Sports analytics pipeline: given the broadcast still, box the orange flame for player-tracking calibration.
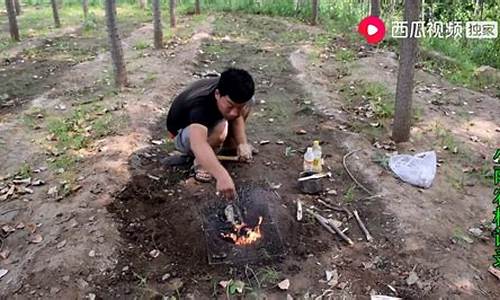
[222,216,263,246]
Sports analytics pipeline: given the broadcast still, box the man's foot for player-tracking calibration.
[192,163,213,183]
[218,144,259,156]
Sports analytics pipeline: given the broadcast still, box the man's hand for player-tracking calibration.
[216,172,236,200]
[237,143,253,162]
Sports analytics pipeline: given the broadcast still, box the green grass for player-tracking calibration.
[133,40,150,50]
[16,162,33,179]
[343,184,356,202]
[335,48,355,62]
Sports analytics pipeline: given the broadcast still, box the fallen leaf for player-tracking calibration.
[56,240,67,249]
[0,269,8,280]
[0,250,10,260]
[48,186,59,196]
[15,222,25,229]
[149,249,160,258]
[278,279,290,290]
[32,179,45,186]
[26,223,37,234]
[1,225,15,233]
[406,271,419,285]
[219,280,231,289]
[371,296,402,300]
[30,234,43,244]
[12,177,31,185]
[151,140,164,145]
[326,269,339,286]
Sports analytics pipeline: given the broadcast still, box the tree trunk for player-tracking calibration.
[169,0,176,28]
[370,0,380,16]
[195,0,200,14]
[82,0,88,19]
[13,0,21,15]
[5,0,20,41]
[311,0,319,25]
[479,0,484,20]
[139,0,146,9]
[50,0,61,28]
[153,0,163,49]
[392,0,420,143]
[104,0,128,87]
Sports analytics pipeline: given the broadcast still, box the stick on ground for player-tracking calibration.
[353,209,373,242]
[342,149,373,195]
[317,199,353,219]
[306,209,354,246]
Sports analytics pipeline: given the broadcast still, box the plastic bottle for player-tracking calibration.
[303,147,314,172]
[312,140,322,173]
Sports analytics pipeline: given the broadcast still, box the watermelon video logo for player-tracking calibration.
[358,16,386,44]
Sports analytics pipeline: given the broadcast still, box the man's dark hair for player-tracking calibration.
[217,68,255,104]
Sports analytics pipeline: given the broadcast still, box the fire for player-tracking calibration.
[222,216,263,246]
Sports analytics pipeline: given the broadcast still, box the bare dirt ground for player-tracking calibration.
[0,11,499,299]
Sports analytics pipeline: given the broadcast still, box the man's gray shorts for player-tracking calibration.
[174,120,228,155]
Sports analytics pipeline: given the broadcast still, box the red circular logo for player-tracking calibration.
[358,16,386,44]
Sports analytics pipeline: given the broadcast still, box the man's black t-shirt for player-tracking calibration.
[166,78,223,136]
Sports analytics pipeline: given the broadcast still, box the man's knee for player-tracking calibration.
[208,120,228,147]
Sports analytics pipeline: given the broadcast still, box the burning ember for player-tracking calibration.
[221,216,264,246]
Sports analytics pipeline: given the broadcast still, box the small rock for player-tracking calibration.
[56,240,66,249]
[0,269,8,279]
[88,250,95,257]
[406,271,419,286]
[62,275,70,282]
[259,140,270,145]
[87,293,96,300]
[276,140,284,145]
[149,249,160,258]
[469,228,483,237]
[50,287,60,295]
[268,118,274,123]
[278,279,290,290]
[162,273,171,281]
[122,266,129,272]
[296,129,307,135]
[327,189,338,196]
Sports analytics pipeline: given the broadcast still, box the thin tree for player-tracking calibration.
[195,0,200,14]
[169,0,176,28]
[311,0,319,25]
[104,0,128,87]
[82,0,89,19]
[13,0,21,15]
[392,0,420,143]
[139,0,146,9]
[371,0,380,17]
[153,0,163,49]
[5,0,19,41]
[50,0,61,28]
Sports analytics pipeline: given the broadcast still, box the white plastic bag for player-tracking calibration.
[388,151,436,189]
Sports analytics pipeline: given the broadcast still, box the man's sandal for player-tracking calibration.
[192,164,213,183]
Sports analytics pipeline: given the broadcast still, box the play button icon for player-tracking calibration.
[358,16,386,44]
[367,24,378,36]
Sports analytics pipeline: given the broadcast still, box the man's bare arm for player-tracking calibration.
[189,124,236,199]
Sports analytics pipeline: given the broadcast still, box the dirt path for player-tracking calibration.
[1,12,499,300]
[0,15,213,298]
